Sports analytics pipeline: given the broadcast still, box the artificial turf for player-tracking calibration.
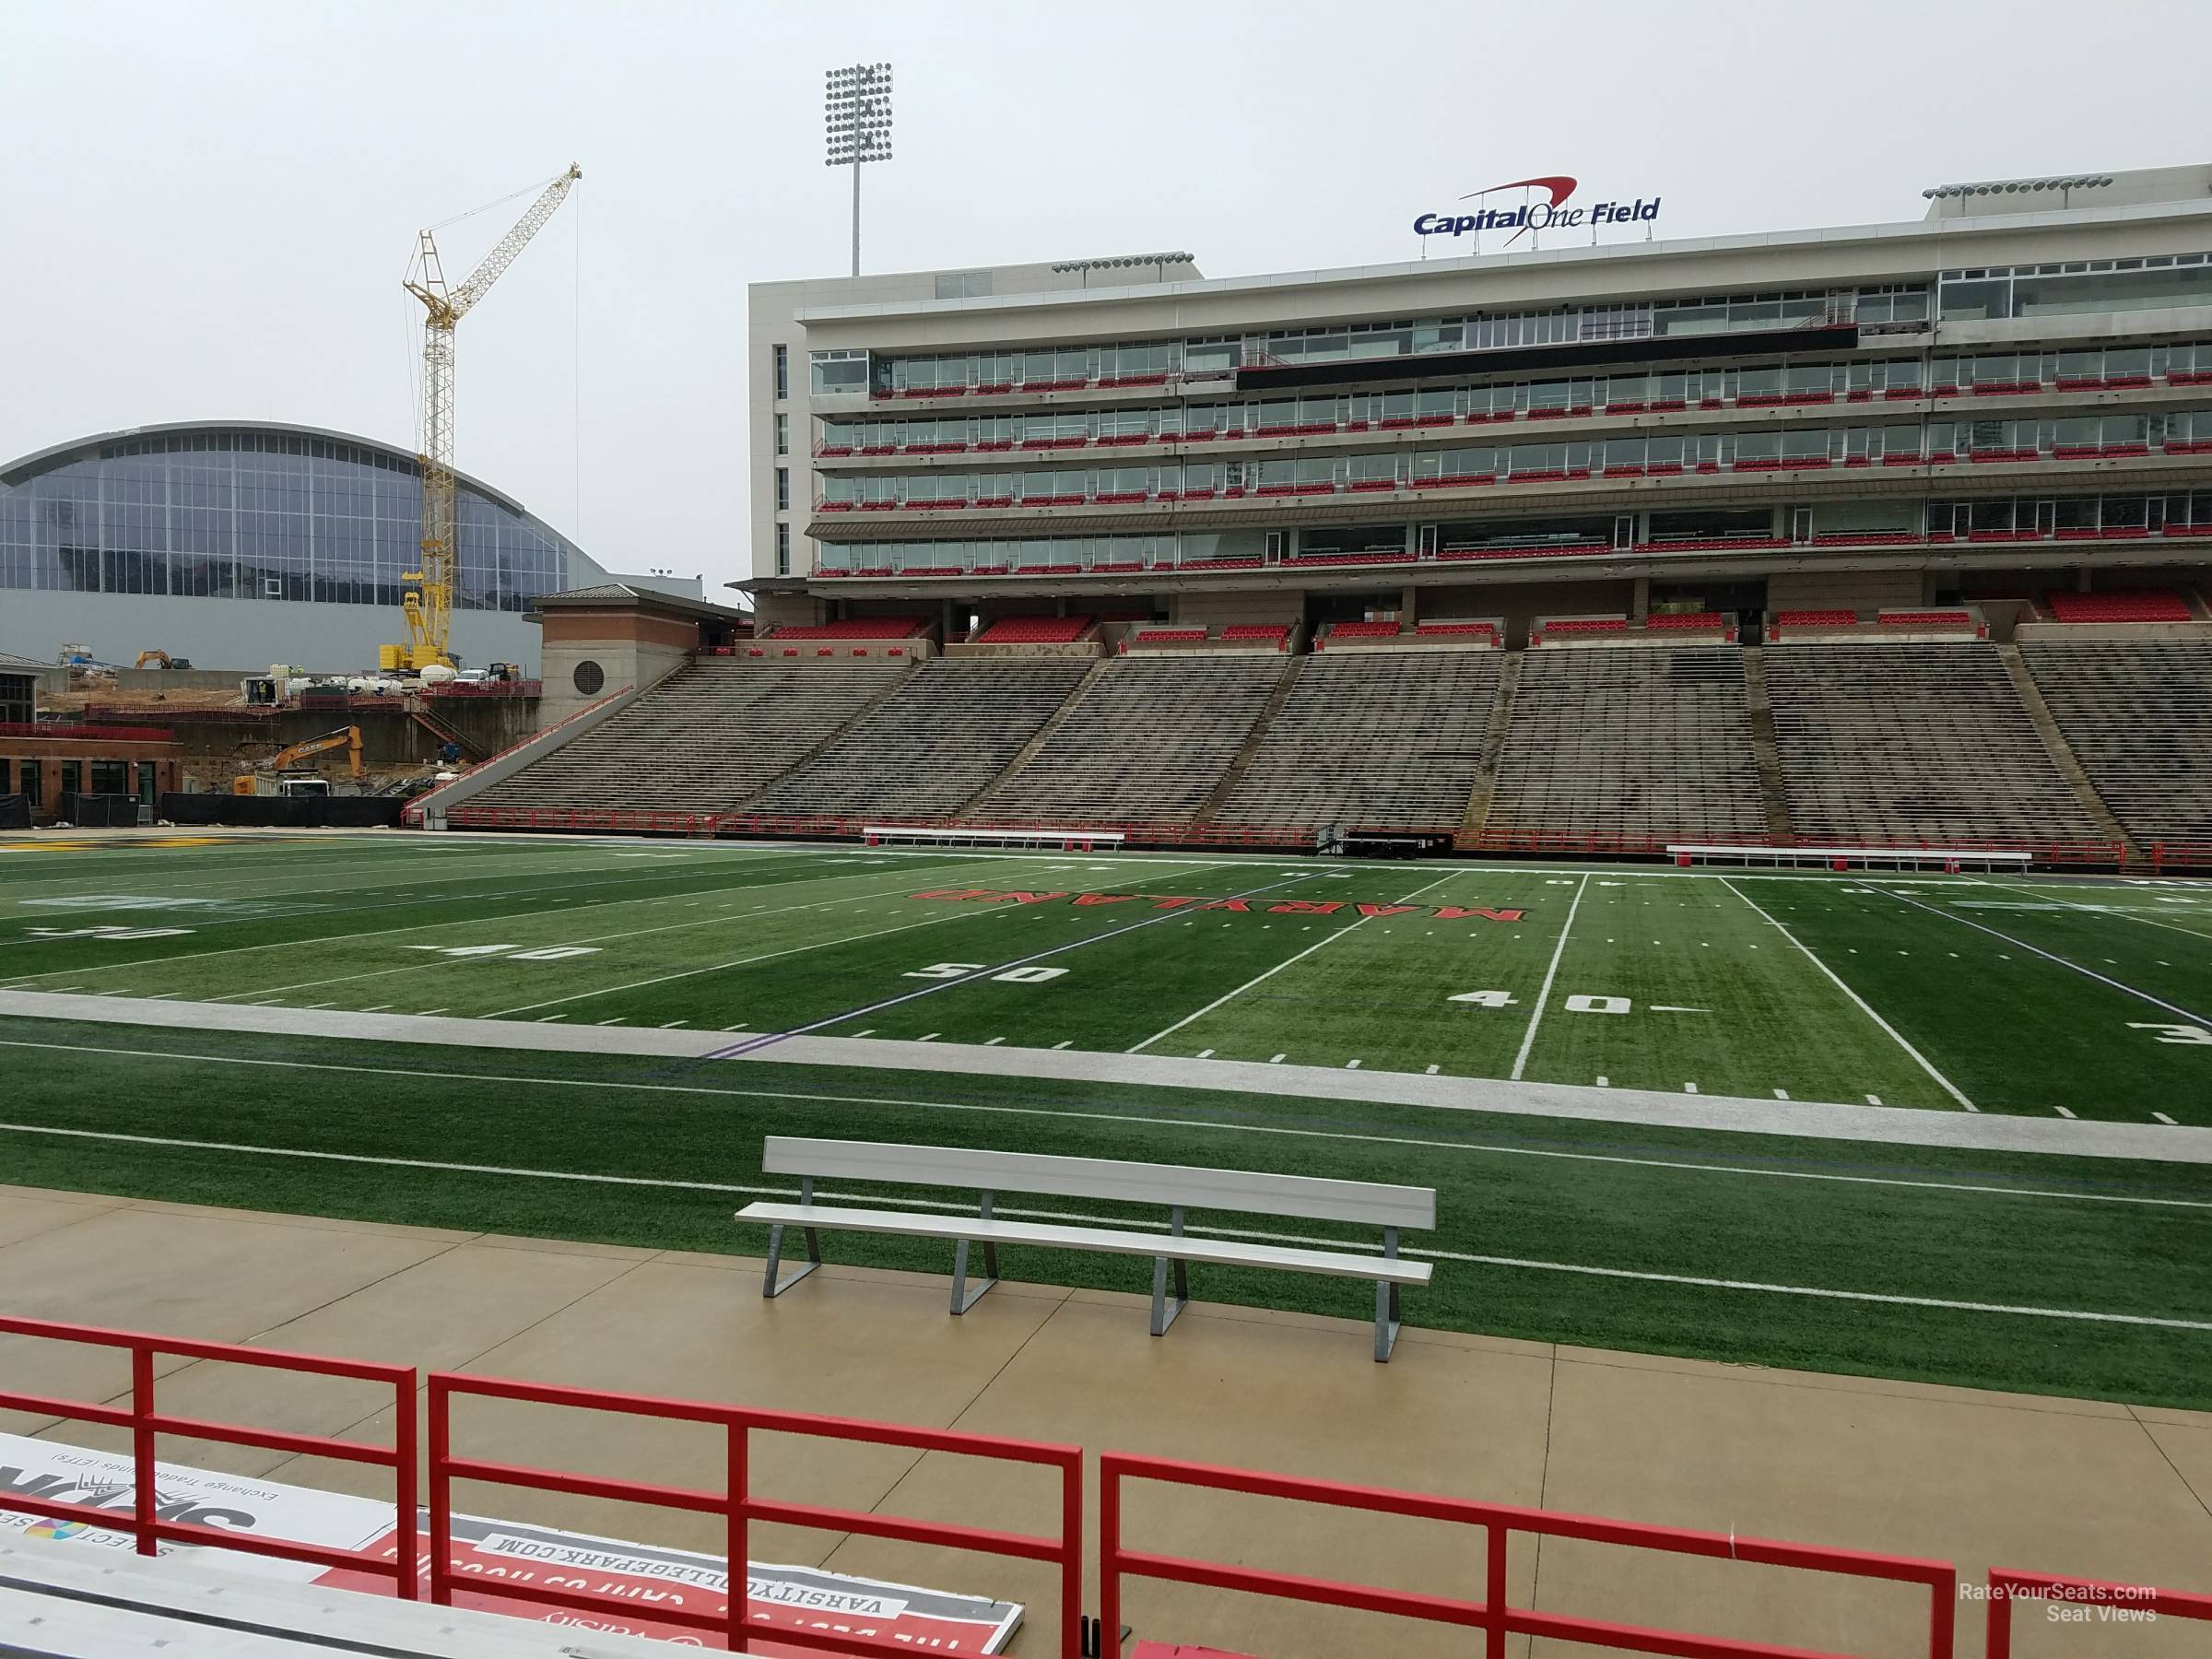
[3,834,2208,1121]
[1,1012,2207,1411]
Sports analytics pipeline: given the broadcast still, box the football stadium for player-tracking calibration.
[6,49,2212,1659]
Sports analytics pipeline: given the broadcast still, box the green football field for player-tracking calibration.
[3,831,2208,1118]
[2,830,2208,1410]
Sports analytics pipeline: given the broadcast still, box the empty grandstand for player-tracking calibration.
[1214,647,1501,831]
[1484,645,1769,844]
[970,653,1288,825]
[465,661,907,818]
[2022,639,2212,847]
[745,656,1098,819]
[1763,642,2100,846]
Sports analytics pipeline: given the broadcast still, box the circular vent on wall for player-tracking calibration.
[572,660,606,695]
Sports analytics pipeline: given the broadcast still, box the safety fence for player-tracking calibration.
[1983,1569,2212,1656]
[429,1371,1083,1655]
[0,1312,418,1595]
[1100,1452,1959,1659]
[6,1312,2204,1657]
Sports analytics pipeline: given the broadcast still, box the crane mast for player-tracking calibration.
[388,164,581,673]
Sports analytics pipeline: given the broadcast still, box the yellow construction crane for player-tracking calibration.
[385,164,582,675]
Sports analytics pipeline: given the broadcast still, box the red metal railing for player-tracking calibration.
[1985,1569,2211,1654]
[0,1313,418,1594]
[428,1371,1083,1654]
[0,721,179,743]
[1099,1452,1957,1659]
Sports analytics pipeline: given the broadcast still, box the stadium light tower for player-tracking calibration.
[824,61,893,277]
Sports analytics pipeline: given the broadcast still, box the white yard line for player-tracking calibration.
[1512,874,1589,1081]
[1888,887,2212,1029]
[482,900,1041,1019]
[1126,871,1460,1054]
[1718,877,1978,1112]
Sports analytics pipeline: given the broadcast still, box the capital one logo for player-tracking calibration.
[1414,174,1660,243]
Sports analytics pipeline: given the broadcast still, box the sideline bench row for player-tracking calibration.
[736,1137,1436,1362]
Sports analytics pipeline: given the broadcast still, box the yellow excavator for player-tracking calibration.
[233,726,363,797]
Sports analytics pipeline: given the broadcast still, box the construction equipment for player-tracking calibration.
[234,726,363,796]
[135,650,192,670]
[385,164,582,677]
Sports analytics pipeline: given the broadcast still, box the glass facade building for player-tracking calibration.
[0,425,583,612]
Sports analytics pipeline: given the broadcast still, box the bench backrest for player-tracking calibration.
[762,1137,1434,1231]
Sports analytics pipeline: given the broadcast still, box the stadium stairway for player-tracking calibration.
[1190,656,1309,826]
[1458,651,1524,839]
[1994,642,2136,857]
[949,656,1114,818]
[1740,647,1797,843]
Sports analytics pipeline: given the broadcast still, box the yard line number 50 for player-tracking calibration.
[905,961,1070,984]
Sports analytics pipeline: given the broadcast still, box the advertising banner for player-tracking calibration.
[0,1432,1022,1653]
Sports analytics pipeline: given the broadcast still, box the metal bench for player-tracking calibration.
[735,1136,1436,1362]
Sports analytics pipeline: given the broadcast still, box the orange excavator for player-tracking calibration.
[233,726,363,796]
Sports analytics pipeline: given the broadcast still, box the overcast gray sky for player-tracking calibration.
[6,0,2210,591]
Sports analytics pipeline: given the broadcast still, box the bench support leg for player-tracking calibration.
[1150,1206,1190,1337]
[951,1192,999,1315]
[1374,1225,1402,1362]
[762,1179,823,1299]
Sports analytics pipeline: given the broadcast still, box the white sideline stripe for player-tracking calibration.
[6,1036,2209,1208]
[1124,870,1458,1054]
[5,995,2205,1164]
[0,1118,2200,1332]
[1718,877,1978,1112]
[1461,1254,2212,1334]
[1512,873,1589,1081]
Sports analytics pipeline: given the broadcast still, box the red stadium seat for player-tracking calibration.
[2042,588,2194,624]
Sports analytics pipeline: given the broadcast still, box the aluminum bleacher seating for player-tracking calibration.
[1763,643,2098,844]
[2041,588,2194,624]
[2020,640,2212,843]
[747,657,1097,819]
[468,662,910,817]
[975,615,1094,643]
[1215,651,1502,831]
[1485,648,1768,842]
[971,654,1286,825]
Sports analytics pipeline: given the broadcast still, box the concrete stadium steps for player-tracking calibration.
[744,656,1099,819]
[1482,646,1769,843]
[1994,642,2135,854]
[2019,638,2212,844]
[965,653,1289,826]
[1763,642,2101,845]
[1741,648,1797,842]
[468,661,910,816]
[1212,650,1502,830]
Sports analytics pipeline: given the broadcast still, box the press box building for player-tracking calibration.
[744,164,2212,641]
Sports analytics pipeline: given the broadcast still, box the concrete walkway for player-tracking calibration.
[0,1186,2206,1657]
[8,988,2211,1164]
